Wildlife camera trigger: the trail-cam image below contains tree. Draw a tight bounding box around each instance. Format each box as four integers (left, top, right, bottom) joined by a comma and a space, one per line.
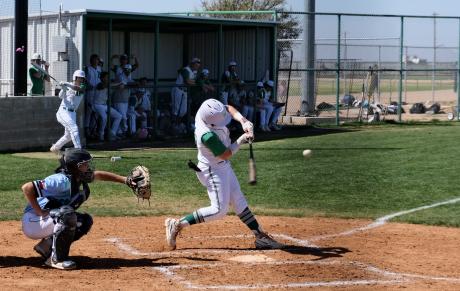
200, 0, 301, 47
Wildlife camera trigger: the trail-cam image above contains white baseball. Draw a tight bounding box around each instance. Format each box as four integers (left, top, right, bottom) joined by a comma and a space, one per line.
302, 149, 312, 158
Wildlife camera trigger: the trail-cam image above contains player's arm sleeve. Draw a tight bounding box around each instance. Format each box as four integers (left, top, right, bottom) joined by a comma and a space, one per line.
201, 132, 227, 157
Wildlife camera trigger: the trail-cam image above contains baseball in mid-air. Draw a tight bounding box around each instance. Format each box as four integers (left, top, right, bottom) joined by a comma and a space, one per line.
302, 149, 312, 158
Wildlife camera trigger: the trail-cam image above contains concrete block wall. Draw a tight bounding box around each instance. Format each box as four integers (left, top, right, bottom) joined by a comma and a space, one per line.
0, 96, 85, 152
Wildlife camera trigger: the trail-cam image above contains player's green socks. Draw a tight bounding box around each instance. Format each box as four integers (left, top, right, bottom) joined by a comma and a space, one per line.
238, 207, 262, 234
179, 210, 204, 228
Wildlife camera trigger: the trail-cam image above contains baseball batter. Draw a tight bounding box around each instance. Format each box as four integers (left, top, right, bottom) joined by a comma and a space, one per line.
50, 70, 87, 153
21, 148, 129, 269
165, 99, 283, 250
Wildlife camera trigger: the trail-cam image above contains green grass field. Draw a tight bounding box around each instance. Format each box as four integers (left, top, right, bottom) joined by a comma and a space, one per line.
286, 78, 455, 96
1, 123, 459, 227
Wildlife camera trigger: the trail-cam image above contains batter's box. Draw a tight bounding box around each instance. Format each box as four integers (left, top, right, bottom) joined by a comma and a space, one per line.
153, 259, 406, 289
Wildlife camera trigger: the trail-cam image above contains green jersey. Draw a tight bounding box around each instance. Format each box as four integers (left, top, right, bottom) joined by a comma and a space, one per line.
29, 66, 45, 95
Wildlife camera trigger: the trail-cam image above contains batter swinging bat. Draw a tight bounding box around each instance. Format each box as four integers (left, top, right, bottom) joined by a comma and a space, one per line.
31, 62, 58, 82
248, 141, 257, 185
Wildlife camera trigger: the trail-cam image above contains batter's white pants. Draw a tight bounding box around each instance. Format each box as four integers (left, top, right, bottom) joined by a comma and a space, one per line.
195, 162, 249, 222
22, 211, 54, 240
171, 87, 187, 118
94, 104, 122, 139
54, 107, 81, 149
242, 105, 254, 122
114, 102, 129, 134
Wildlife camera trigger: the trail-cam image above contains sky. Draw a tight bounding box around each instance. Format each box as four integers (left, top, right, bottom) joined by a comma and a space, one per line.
35, 0, 460, 16
27, 0, 460, 62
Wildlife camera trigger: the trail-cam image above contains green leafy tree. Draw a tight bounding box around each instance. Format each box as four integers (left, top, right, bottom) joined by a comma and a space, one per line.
201, 0, 301, 47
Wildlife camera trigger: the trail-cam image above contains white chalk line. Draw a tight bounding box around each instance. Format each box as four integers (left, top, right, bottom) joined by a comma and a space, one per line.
107, 197, 460, 288
310, 197, 460, 241
153, 260, 408, 289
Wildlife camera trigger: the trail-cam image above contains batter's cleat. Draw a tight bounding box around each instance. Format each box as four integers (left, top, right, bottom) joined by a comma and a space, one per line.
49, 145, 61, 155
45, 257, 76, 270
255, 232, 284, 249
165, 218, 181, 250
33, 237, 52, 259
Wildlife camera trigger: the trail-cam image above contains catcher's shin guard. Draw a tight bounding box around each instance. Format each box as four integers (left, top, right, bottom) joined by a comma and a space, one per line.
165, 218, 181, 250
73, 213, 93, 241
50, 206, 77, 263
255, 232, 284, 250
34, 237, 52, 259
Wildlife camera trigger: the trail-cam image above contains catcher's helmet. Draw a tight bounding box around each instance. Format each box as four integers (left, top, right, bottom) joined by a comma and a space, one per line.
198, 98, 231, 128
61, 148, 94, 182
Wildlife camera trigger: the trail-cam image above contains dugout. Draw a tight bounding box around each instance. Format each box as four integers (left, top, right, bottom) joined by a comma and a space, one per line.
0, 10, 276, 151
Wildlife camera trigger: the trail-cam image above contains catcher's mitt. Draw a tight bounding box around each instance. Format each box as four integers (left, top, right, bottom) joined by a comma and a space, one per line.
126, 165, 151, 205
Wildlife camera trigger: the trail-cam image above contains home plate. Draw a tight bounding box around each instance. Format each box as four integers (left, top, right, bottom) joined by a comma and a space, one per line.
228, 254, 275, 263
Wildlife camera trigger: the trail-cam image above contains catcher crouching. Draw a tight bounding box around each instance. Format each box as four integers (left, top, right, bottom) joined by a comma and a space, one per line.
20, 148, 150, 270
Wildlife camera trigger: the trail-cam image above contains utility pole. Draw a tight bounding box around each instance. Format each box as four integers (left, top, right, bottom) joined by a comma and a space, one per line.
301, 0, 316, 116
432, 12, 437, 102
14, 0, 28, 96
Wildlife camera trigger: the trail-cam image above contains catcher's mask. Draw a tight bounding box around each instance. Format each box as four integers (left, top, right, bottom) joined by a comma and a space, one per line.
61, 148, 94, 183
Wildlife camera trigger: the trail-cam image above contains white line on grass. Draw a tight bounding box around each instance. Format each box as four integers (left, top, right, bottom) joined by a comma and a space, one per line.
310, 197, 460, 241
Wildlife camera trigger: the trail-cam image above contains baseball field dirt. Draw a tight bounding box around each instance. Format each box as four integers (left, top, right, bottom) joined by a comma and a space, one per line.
0, 216, 458, 290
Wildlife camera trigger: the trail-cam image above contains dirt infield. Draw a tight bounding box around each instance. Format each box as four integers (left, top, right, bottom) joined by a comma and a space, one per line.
1, 215, 459, 290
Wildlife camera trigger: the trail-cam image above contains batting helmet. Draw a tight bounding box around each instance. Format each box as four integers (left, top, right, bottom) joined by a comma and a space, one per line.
31, 53, 42, 60
72, 70, 86, 81
197, 98, 231, 128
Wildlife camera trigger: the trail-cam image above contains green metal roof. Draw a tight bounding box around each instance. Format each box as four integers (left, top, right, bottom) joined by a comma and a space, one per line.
84, 9, 277, 27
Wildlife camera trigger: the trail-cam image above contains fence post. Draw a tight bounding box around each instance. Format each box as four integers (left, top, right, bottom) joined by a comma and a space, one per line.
457, 18, 460, 121
336, 14, 341, 126
398, 16, 404, 122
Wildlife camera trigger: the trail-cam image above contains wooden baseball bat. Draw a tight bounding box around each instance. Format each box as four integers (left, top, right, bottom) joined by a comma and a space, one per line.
248, 141, 257, 185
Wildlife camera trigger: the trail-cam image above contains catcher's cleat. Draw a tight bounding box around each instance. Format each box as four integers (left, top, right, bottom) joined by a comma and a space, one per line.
255, 232, 284, 249
45, 257, 76, 270
33, 237, 52, 259
165, 218, 181, 250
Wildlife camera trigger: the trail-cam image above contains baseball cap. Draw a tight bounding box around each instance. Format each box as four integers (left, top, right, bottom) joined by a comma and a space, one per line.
229, 61, 237, 66
257, 81, 264, 87
191, 57, 201, 64
120, 54, 128, 60
266, 80, 274, 87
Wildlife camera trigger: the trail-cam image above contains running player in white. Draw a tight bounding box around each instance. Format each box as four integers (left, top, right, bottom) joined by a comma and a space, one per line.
50, 70, 87, 153
165, 99, 283, 250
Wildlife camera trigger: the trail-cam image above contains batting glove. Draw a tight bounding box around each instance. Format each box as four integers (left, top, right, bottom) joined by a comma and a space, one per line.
242, 120, 254, 133
237, 132, 253, 145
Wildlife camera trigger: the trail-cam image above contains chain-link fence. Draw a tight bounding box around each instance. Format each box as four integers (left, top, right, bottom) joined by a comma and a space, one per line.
277, 12, 460, 124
